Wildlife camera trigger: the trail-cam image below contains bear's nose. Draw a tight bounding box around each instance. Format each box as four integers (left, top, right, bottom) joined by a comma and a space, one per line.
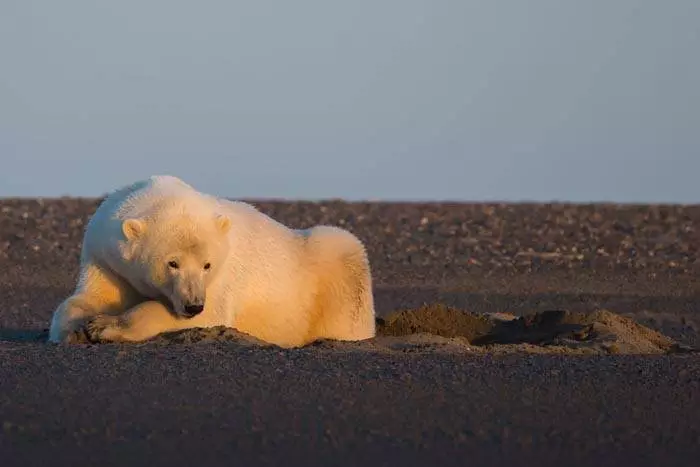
184, 304, 204, 317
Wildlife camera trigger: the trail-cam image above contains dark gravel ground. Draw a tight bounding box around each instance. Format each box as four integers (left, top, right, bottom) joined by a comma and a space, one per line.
1, 198, 700, 466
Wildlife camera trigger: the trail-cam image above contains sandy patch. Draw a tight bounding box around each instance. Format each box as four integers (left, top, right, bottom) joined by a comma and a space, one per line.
374, 304, 693, 355
58, 303, 697, 355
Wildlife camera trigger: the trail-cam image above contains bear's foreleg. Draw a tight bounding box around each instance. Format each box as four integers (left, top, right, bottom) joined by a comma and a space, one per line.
84, 300, 199, 343
48, 262, 141, 343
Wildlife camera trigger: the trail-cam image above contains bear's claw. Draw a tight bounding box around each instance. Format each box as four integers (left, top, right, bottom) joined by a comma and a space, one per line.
84, 315, 120, 343
66, 326, 93, 344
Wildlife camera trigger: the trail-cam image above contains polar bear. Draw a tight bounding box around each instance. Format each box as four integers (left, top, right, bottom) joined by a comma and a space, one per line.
48, 175, 376, 348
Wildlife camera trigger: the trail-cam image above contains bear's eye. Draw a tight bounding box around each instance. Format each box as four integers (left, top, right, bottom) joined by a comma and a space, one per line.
203, 262, 211, 271
168, 260, 179, 269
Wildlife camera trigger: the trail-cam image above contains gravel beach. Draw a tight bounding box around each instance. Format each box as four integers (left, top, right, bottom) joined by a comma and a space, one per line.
1, 198, 700, 466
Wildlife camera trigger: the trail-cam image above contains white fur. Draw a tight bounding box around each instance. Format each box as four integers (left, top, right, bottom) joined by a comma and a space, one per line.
48, 175, 376, 347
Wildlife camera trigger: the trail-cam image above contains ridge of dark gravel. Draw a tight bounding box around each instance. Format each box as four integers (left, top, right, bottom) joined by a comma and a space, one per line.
3, 197, 700, 289
1, 198, 700, 467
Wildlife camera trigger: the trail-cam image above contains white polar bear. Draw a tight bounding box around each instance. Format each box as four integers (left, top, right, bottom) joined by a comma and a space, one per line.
48, 175, 376, 348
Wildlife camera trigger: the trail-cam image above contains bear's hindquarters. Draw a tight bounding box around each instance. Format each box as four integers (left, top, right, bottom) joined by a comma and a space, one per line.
304, 227, 376, 344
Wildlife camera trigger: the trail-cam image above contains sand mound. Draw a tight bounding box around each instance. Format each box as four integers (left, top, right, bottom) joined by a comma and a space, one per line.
376, 304, 695, 355
60, 325, 270, 347
55, 303, 696, 355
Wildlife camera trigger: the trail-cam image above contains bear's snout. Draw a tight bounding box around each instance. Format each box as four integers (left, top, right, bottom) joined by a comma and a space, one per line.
184, 304, 204, 317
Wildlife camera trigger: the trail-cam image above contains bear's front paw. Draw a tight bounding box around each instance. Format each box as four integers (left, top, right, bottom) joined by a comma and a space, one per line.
65, 326, 93, 344
85, 315, 121, 343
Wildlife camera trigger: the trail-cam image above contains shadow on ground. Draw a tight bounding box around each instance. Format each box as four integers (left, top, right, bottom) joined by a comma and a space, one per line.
0, 329, 48, 343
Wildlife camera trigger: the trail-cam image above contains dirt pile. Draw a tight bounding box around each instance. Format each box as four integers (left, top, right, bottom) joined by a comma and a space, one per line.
54, 303, 695, 355
376, 304, 693, 355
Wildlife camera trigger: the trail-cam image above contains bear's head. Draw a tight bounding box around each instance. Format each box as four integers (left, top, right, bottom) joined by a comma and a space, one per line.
119, 212, 232, 318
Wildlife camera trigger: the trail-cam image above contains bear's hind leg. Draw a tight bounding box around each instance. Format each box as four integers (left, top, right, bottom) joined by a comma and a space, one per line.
305, 228, 376, 343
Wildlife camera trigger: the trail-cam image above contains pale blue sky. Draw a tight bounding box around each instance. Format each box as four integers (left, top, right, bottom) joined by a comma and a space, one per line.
1, 1, 698, 202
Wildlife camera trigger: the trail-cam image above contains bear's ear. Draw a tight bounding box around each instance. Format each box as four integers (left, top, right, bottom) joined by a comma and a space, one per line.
122, 218, 146, 241
215, 214, 231, 235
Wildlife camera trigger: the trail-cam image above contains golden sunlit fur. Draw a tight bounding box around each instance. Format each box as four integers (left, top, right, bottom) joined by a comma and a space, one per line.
48, 175, 376, 347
